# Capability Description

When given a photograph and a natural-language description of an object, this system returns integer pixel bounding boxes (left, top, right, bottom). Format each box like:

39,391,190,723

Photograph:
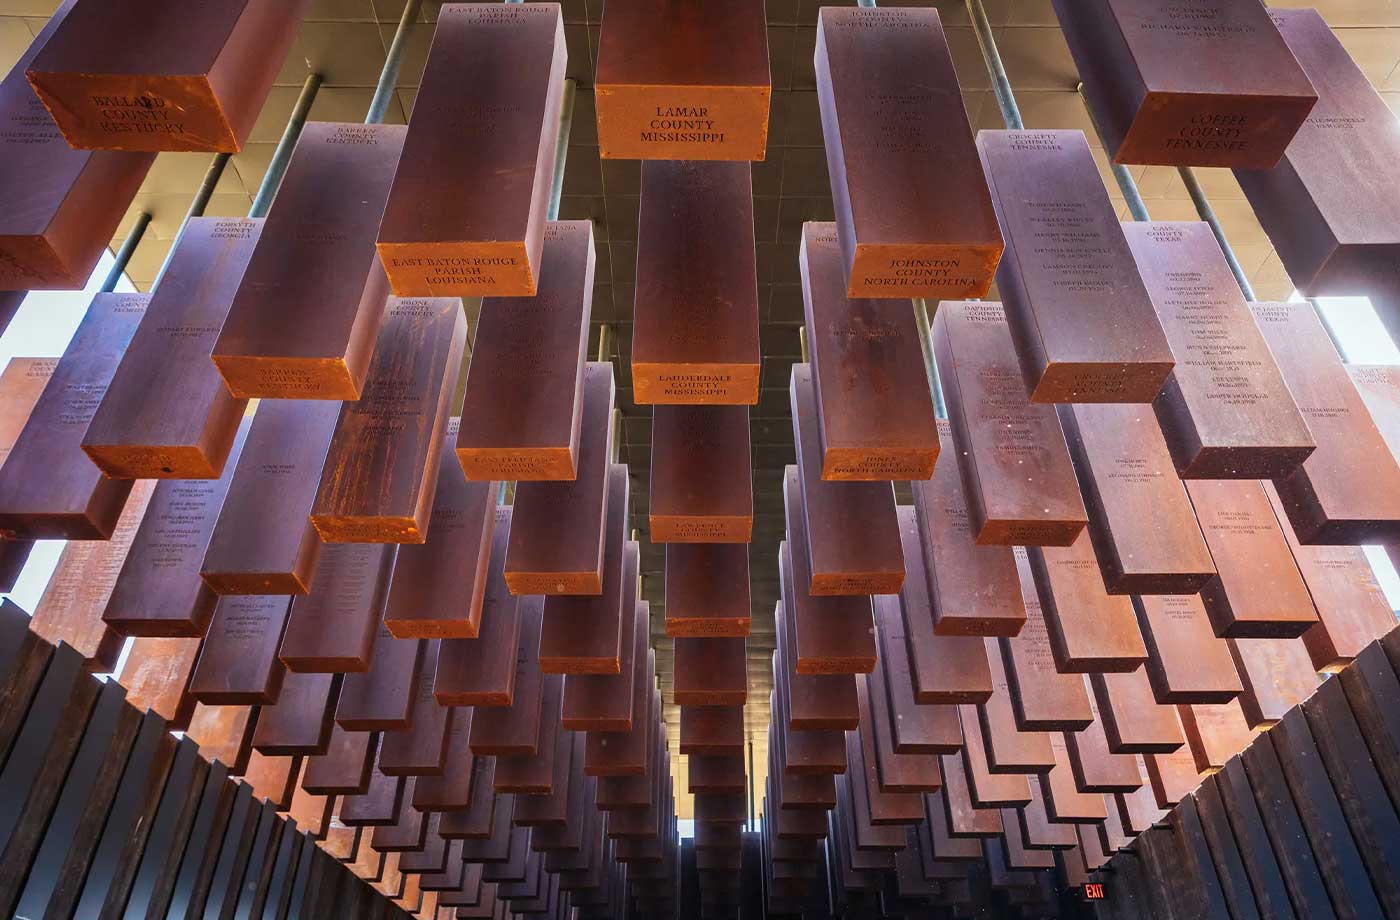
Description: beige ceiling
3,0,1398,820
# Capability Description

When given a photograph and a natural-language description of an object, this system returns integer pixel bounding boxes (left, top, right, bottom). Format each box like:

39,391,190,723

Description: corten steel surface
561,593,642,731
1030,532,1148,674
663,543,750,638
778,474,876,675
1123,221,1315,479
872,595,962,754
1054,0,1316,168
278,542,397,673
470,600,544,755
790,365,903,595
505,362,613,595
799,223,938,480
435,508,523,707
1227,636,1319,728
977,130,1174,403
213,122,403,400
1132,594,1244,705
648,404,752,543
892,506,993,705
814,7,1001,300
377,3,566,298
83,218,260,480
940,749,1004,835
199,398,340,596
336,625,424,731
1178,700,1257,773
632,160,760,405
774,591,857,732
379,657,452,770
412,715,478,809
311,296,466,544
457,220,595,481
594,0,769,161
188,593,292,705
1252,299,1400,543
1090,667,1186,754
673,636,747,707
1058,402,1216,595
0,358,53,593
384,420,498,640
27,479,153,670
0,292,145,540
1234,9,1400,304
250,669,338,756
118,636,201,730
25,0,308,152
864,669,941,792
1041,734,1110,822
538,466,631,674
1000,549,1094,731
933,301,1087,547
1065,687,1143,793
975,637,1055,775
0,1,151,289
1143,746,1202,809
910,420,1025,638
103,417,248,638
1185,478,1319,639
1263,482,1397,672
184,700,256,773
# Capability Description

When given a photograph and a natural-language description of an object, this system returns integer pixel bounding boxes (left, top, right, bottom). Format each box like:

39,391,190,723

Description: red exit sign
1084,883,1106,900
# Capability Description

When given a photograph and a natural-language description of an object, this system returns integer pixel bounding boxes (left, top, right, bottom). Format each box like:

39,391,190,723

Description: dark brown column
84,218,261,479
25,0,309,152
200,399,341,596
435,509,524,707
933,301,1087,546
0,293,146,539
1252,299,1400,543
1122,221,1314,479
104,418,250,637
0,1,152,289
595,0,769,161
1054,0,1316,167
790,366,903,594
911,420,1026,638
457,221,595,481
1026,534,1150,673
1058,401,1216,594
384,420,497,639
1234,9,1400,303
1185,478,1318,638
976,130,1174,403
814,7,1001,300
213,123,403,400
633,161,760,405
377,3,567,298
649,405,752,543
311,297,466,543
799,222,938,479
505,362,614,595
278,543,398,673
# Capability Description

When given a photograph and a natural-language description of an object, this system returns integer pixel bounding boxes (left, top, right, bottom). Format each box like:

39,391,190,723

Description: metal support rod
1178,167,1257,302
366,0,423,126
1075,83,1151,223
913,301,947,419
250,73,323,218
747,741,756,832
547,80,577,221
151,152,233,284
966,0,1023,130
100,212,151,293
